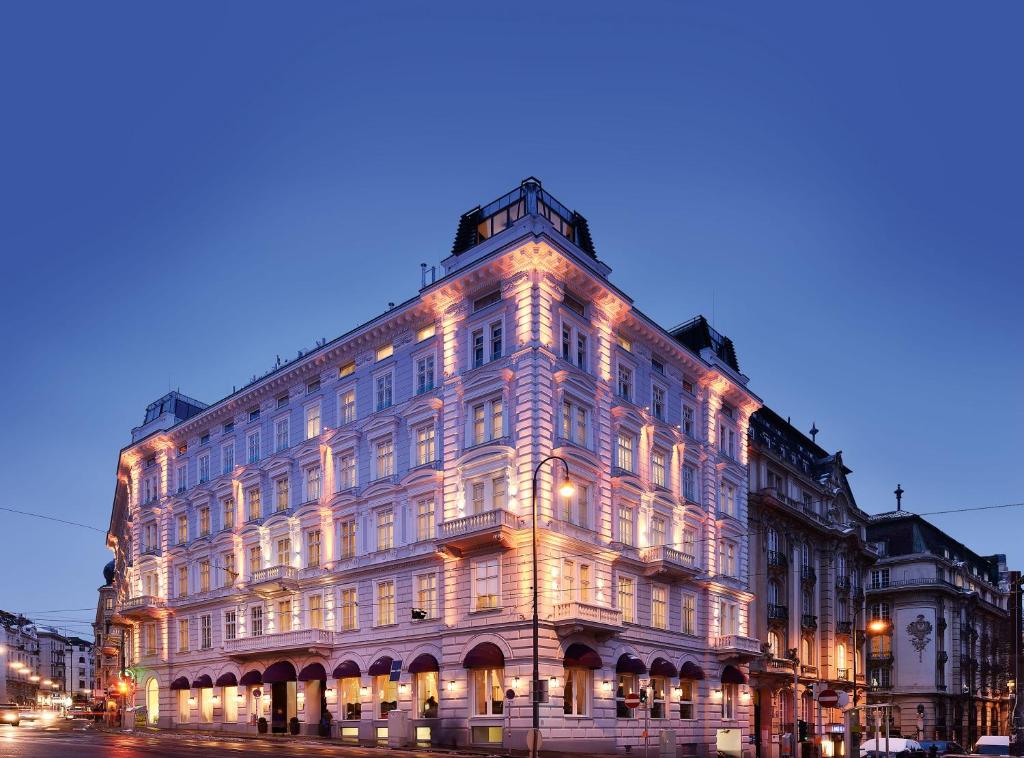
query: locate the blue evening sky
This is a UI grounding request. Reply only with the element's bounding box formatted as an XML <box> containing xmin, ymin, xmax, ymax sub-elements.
<box><xmin>1</xmin><ymin>1</ymin><xmax>1021</xmax><ymax>632</ymax></box>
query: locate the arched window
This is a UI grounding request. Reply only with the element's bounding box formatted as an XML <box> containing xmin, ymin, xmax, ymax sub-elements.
<box><xmin>802</xmin><ymin>590</ymin><xmax>812</xmax><ymax>613</ymax></box>
<box><xmin>768</xmin><ymin>630</ymin><xmax>783</xmax><ymax>657</ymax></box>
<box><xmin>800</xmin><ymin>543</ymin><xmax>810</xmax><ymax>568</ymax></box>
<box><xmin>801</xmin><ymin>637</ymin><xmax>814</xmax><ymax>665</ymax></box>
<box><xmin>836</xmin><ymin>643</ymin><xmax>847</xmax><ymax>669</ymax></box>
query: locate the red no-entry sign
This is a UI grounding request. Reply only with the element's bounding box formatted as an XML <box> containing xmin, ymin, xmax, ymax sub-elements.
<box><xmin>625</xmin><ymin>693</ymin><xmax>641</xmax><ymax>709</ymax></box>
<box><xmin>818</xmin><ymin>689</ymin><xmax>840</xmax><ymax>707</ymax></box>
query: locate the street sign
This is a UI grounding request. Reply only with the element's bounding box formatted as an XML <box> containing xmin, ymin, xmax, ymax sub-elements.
<box><xmin>625</xmin><ymin>693</ymin><xmax>641</xmax><ymax>709</ymax></box>
<box><xmin>818</xmin><ymin>689</ymin><xmax>840</xmax><ymax>707</ymax></box>
<box><xmin>252</xmin><ymin>689</ymin><xmax>262</xmax><ymax>699</ymax></box>
<box><xmin>389</xmin><ymin>659</ymin><xmax>403</xmax><ymax>683</ymax></box>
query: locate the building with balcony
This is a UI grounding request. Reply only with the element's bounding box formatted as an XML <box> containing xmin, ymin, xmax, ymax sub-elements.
<box><xmin>865</xmin><ymin>510</ymin><xmax>1013</xmax><ymax>746</ymax></box>
<box><xmin>104</xmin><ymin>178</ymin><xmax>763</xmax><ymax>755</ymax></box>
<box><xmin>746</xmin><ymin>408</ymin><xmax>876</xmax><ymax>758</ymax></box>
<box><xmin>0</xmin><ymin>611</ymin><xmax>41</xmax><ymax>705</ymax></box>
<box><xmin>92</xmin><ymin>560</ymin><xmax>123</xmax><ymax>707</ymax></box>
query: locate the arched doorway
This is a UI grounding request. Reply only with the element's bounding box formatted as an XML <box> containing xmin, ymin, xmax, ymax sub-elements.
<box><xmin>145</xmin><ymin>678</ymin><xmax>159</xmax><ymax>725</ymax></box>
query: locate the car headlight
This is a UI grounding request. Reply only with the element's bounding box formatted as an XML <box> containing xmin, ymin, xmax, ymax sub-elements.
<box><xmin>3</xmin><ymin>713</ymin><xmax>15</xmax><ymax>721</ymax></box>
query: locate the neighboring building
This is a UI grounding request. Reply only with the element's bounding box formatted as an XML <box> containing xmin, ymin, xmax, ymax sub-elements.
<box><xmin>0</xmin><ymin>611</ymin><xmax>41</xmax><ymax>704</ymax></box>
<box><xmin>865</xmin><ymin>510</ymin><xmax>1013</xmax><ymax>745</ymax></box>
<box><xmin>37</xmin><ymin>628</ymin><xmax>68</xmax><ymax>702</ymax></box>
<box><xmin>65</xmin><ymin>636</ymin><xmax>95</xmax><ymax>701</ymax></box>
<box><xmin>92</xmin><ymin>560</ymin><xmax>122</xmax><ymax>705</ymax></box>
<box><xmin>105</xmin><ymin>178</ymin><xmax>765</xmax><ymax>754</ymax></box>
<box><xmin>746</xmin><ymin>408</ymin><xmax>876</xmax><ymax>758</ymax></box>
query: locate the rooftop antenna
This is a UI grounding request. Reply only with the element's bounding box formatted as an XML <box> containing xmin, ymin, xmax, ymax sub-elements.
<box><xmin>894</xmin><ymin>483</ymin><xmax>904</xmax><ymax>511</ymax></box>
<box><xmin>809</xmin><ymin>422</ymin><xmax>819</xmax><ymax>442</ymax></box>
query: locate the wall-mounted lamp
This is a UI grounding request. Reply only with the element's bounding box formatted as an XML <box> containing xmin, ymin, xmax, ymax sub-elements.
<box><xmin>211</xmin><ymin>694</ymin><xmax>221</xmax><ymax>706</ymax></box>
<box><xmin>398</xmin><ymin>684</ymin><xmax>409</xmax><ymax>695</ymax></box>
<box><xmin>236</xmin><ymin>694</ymin><xmax>245</xmax><ymax>705</ymax></box>
<box><xmin>513</xmin><ymin>676</ymin><xmax>521</xmax><ymax>688</ymax></box>
<box><xmin>603</xmin><ymin>680</ymin><xmax>612</xmax><ymax>693</ymax></box>
<box><xmin>549</xmin><ymin>676</ymin><xmax>559</xmax><ymax>689</ymax></box>
<box><xmin>712</xmin><ymin>688</ymin><xmax>722</xmax><ymax>700</ymax></box>
<box><xmin>674</xmin><ymin>686</ymin><xmax>683</xmax><ymax>699</ymax></box>
<box><xmin>447</xmin><ymin>680</ymin><xmax>456</xmax><ymax>693</ymax></box>
<box><xmin>188</xmin><ymin>696</ymin><xmax>197</xmax><ymax>707</ymax></box>
<box><xmin>325</xmin><ymin>688</ymin><xmax>336</xmax><ymax>702</ymax></box>
<box><xmin>360</xmin><ymin>686</ymin><xmax>369</xmax><ymax>697</ymax></box>
<box><xmin>740</xmin><ymin>689</ymin><xmax>751</xmax><ymax>702</ymax></box>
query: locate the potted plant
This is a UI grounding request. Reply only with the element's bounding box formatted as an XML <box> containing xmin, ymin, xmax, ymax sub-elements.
<box><xmin>318</xmin><ymin>710</ymin><xmax>332</xmax><ymax>738</ymax></box>
<box><xmin>288</xmin><ymin>716</ymin><xmax>300</xmax><ymax>735</ymax></box>
<box><xmin>257</xmin><ymin>717</ymin><xmax>268</xmax><ymax>734</ymax></box>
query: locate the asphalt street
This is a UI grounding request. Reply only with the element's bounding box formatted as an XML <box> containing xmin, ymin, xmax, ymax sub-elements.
<box><xmin>0</xmin><ymin>721</ymin><xmax>509</xmax><ymax>758</ymax></box>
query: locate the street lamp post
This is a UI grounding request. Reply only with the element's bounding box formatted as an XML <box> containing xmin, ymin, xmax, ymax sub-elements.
<box><xmin>530</xmin><ymin>455</ymin><xmax>574</xmax><ymax>758</ymax></box>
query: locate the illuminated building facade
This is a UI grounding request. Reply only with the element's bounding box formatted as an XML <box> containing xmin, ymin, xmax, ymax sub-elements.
<box><xmin>0</xmin><ymin>611</ymin><xmax>41</xmax><ymax>704</ymax></box>
<box><xmin>865</xmin><ymin>512</ymin><xmax>1013</xmax><ymax>746</ymax></box>
<box><xmin>106</xmin><ymin>178</ymin><xmax>762</xmax><ymax>754</ymax></box>
<box><xmin>746</xmin><ymin>409</ymin><xmax>876</xmax><ymax>758</ymax></box>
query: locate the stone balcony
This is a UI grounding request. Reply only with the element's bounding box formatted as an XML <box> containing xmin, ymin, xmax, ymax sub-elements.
<box><xmin>224</xmin><ymin>627</ymin><xmax>334</xmax><ymax>659</ymax></box>
<box><xmin>552</xmin><ymin>601</ymin><xmax>623</xmax><ymax>639</ymax></box>
<box><xmin>712</xmin><ymin>634</ymin><xmax>762</xmax><ymax>661</ymax></box>
<box><xmin>120</xmin><ymin>595</ymin><xmax>168</xmax><ymax>620</ymax></box>
<box><xmin>248</xmin><ymin>565</ymin><xmax>299</xmax><ymax>597</ymax></box>
<box><xmin>437</xmin><ymin>508</ymin><xmax>521</xmax><ymax>553</ymax></box>
<box><xmin>639</xmin><ymin>546</ymin><xmax>700</xmax><ymax>580</ymax></box>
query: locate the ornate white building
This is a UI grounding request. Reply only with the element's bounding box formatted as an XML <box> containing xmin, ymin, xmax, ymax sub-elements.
<box><xmin>106</xmin><ymin>178</ymin><xmax>762</xmax><ymax>754</ymax></box>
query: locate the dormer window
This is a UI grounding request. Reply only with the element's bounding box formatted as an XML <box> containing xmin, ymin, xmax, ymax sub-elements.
<box><xmin>475</xmin><ymin>200</ymin><xmax>524</xmax><ymax>242</ymax></box>
<box><xmin>223</xmin><ymin>421</ymin><xmax>234</xmax><ymax>434</ymax></box>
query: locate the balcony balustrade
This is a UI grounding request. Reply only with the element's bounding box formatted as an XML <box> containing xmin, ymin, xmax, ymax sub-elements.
<box><xmin>712</xmin><ymin>634</ymin><xmax>762</xmax><ymax>660</ymax></box>
<box><xmin>248</xmin><ymin>565</ymin><xmax>299</xmax><ymax>597</ymax></box>
<box><xmin>800</xmin><ymin>664</ymin><xmax>818</xmax><ymax>676</ymax></box>
<box><xmin>837</xmin><ymin>668</ymin><xmax>851</xmax><ymax>681</ymax></box>
<box><xmin>120</xmin><ymin>595</ymin><xmax>167</xmax><ymax>620</ymax></box>
<box><xmin>639</xmin><ymin>545</ymin><xmax>700</xmax><ymax>580</ymax></box>
<box><xmin>767</xmin><ymin>550</ymin><xmax>788</xmax><ymax>570</ymax></box>
<box><xmin>801</xmin><ymin>565</ymin><xmax>817</xmax><ymax>583</ymax></box>
<box><xmin>768</xmin><ymin>604</ymin><xmax>789</xmax><ymax>622</ymax></box>
<box><xmin>551</xmin><ymin>601</ymin><xmax>623</xmax><ymax>638</ymax></box>
<box><xmin>224</xmin><ymin>627</ymin><xmax>334</xmax><ymax>658</ymax></box>
<box><xmin>836</xmin><ymin>621</ymin><xmax>854</xmax><ymax>636</ymax></box>
<box><xmin>438</xmin><ymin>508</ymin><xmax>521</xmax><ymax>553</ymax></box>
<box><xmin>801</xmin><ymin>614</ymin><xmax>818</xmax><ymax>630</ymax></box>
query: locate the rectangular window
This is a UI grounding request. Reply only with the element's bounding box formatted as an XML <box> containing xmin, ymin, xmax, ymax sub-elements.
<box><xmin>678</xmin><ymin>680</ymin><xmax>695</xmax><ymax>719</ymax></box>
<box><xmin>224</xmin><ymin>610</ymin><xmax>237</xmax><ymax>641</ymax></box>
<box><xmin>338</xmin><ymin>361</ymin><xmax>355</xmax><ymax>378</ymax></box>
<box><xmin>309</xmin><ymin>594</ymin><xmax>324</xmax><ymax>629</ymax></box>
<box><xmin>307</xmin><ymin>379</ymin><xmax>320</xmax><ymax>394</ymax></box>
<box><xmin>376</xmin><ymin>344</ymin><xmax>393</xmax><ymax>362</ymax></box>
<box><xmin>305</xmin><ymin>404</ymin><xmax>321</xmax><ymax>439</ymax></box>
<box><xmin>376</xmin><ymin>580</ymin><xmax>396</xmax><ymax>626</ymax></box>
<box><xmin>416</xmin><ymin>355</ymin><xmax>435</xmax><ymax>394</ymax></box>
<box><xmin>176</xmin><ymin>465</ymin><xmax>187</xmax><ymax>493</ymax></box>
<box><xmin>870</xmin><ymin>569</ymin><xmax>891</xmax><ymax>590</ymax></box>
<box><xmin>223</xmin><ymin>498</ymin><xmax>235</xmax><ymax>530</ymax></box>
<box><xmin>275</xmin><ymin>478</ymin><xmax>289</xmax><ymax>512</ymax></box>
<box><xmin>177</xmin><ymin>618</ymin><xmax>189</xmax><ymax>652</ymax></box>
<box><xmin>652</xmin><ymin>585</ymin><xmax>668</xmax><ymax>629</ymax></box>
<box><xmin>376</xmin><ymin>509</ymin><xmax>394</xmax><ymax>551</ymax></box>
<box><xmin>720</xmin><ymin>600</ymin><xmax>739</xmax><ymax>636</ymax></box>
<box><xmin>305</xmin><ymin>465</ymin><xmax>321</xmax><ymax>502</ymax></box>
<box><xmin>682</xmin><ymin>594</ymin><xmax>696</xmax><ymax>635</ymax></box>
<box><xmin>277</xmin><ymin>394</ymin><xmax>288</xmax><ymax>409</ymax></box>
<box><xmin>337</xmin><ymin>452</ymin><xmax>356</xmax><ymax>490</ymax></box>
<box><xmin>415</xmin><ymin>573</ymin><xmax>437</xmax><ymax>619</ymax></box>
<box><xmin>177</xmin><ymin>565</ymin><xmax>188</xmax><ymax>597</ymax></box>
<box><xmin>719</xmin><ymin>480</ymin><xmax>737</xmax><ymax>517</ymax></box>
<box><xmin>199</xmin><ymin>507</ymin><xmax>210</xmax><ymax>536</ymax></box>
<box><xmin>222</xmin><ymin>551</ymin><xmax>235</xmax><ymax>587</ymax></box>
<box><xmin>561</xmin><ymin>399</ymin><xmax>589</xmax><ymax>447</ymax></box>
<box><xmin>491</xmin><ymin>475</ymin><xmax>506</xmax><ymax>510</ymax></box>
<box><xmin>144</xmin><ymin>623</ymin><xmax>157</xmax><ymax>655</ymax></box>
<box><xmin>563</xmin><ymin>667</ymin><xmax>590</xmax><ymax>717</ymax></box>
<box><xmin>683</xmin><ymin>526</ymin><xmax>697</xmax><ymax>560</ymax></box>
<box><xmin>339</xmin><ymin>519</ymin><xmax>357</xmax><ymax>560</ymax></box>
<box><xmin>247</xmin><ymin>431</ymin><xmax>260</xmax><ymax>463</ymax></box>
<box><xmin>417</xmin><ymin>324</ymin><xmax>435</xmax><ymax>342</ymax></box>
<box><xmin>307</xmin><ymin>529</ymin><xmax>321</xmax><ymax>567</ymax></box>
<box><xmin>277</xmin><ymin>599</ymin><xmax>292</xmax><ymax>632</ymax></box>
<box><xmin>275</xmin><ymin>418</ymin><xmax>289</xmax><ymax>452</ymax></box>
<box><xmin>177</xmin><ymin>515</ymin><xmax>188</xmax><ymax>544</ymax></box>
<box><xmin>682</xmin><ymin>404</ymin><xmax>696</xmax><ymax>437</ymax></box>
<box><xmin>250</xmin><ymin>606</ymin><xmax>263</xmax><ymax>637</ymax></box>
<box><xmin>719</xmin><ymin>424</ymin><xmax>737</xmax><ymax>459</ymax></box>
<box><xmin>652</xmin><ymin>385</ymin><xmax>666</xmax><ymax>420</ymax></box>
<box><xmin>470</xmin><ymin>397</ymin><xmax>504</xmax><ymax>445</ymax></box>
<box><xmin>274</xmin><ymin>538</ymin><xmax>291</xmax><ymax>569</ymax></box>
<box><xmin>618</xmin><ymin>505</ymin><xmax>635</xmax><ymax>546</ymax></box>
<box><xmin>200</xmin><ymin>615</ymin><xmax>211</xmax><ymax>649</ymax></box>
<box><xmin>339</xmin><ymin>389</ymin><xmax>356</xmax><ymax>424</ymax></box>
<box><xmin>651</xmin><ymin>450</ymin><xmax>666</xmax><ymax>487</ymax></box>
<box><xmin>490</xmin><ymin>322</ymin><xmax>502</xmax><ymax>360</ymax></box>
<box><xmin>248</xmin><ymin>546</ymin><xmax>262</xmax><ymax>576</ymax></box>
<box><xmin>471</xmin><ymin>668</ymin><xmax>505</xmax><ymax>717</ymax></box>
<box><xmin>340</xmin><ymin>588</ymin><xmax>358</xmax><ymax>630</ymax></box>
<box><xmin>198</xmin><ymin>454</ymin><xmax>210</xmax><ymax>483</ymax></box>
<box><xmin>199</xmin><ymin>560</ymin><xmax>210</xmax><ymax>592</ymax></box>
<box><xmin>416</xmin><ymin>425</ymin><xmax>436</xmax><ymax>466</ymax></box>
<box><xmin>616</xmin><ymin>433</ymin><xmax>635</xmax><ymax>472</ymax></box>
<box><xmin>650</xmin><ymin>515</ymin><xmax>667</xmax><ymax>546</ymax></box>
<box><xmin>375</xmin><ymin>438</ymin><xmax>394</xmax><ymax>479</ymax></box>
<box><xmin>617</xmin><ymin>334</ymin><xmax>632</xmax><ymax>352</ymax></box>
<box><xmin>683</xmin><ymin>465</ymin><xmax>698</xmax><ymax>502</ymax></box>
<box><xmin>473</xmin><ymin>559</ymin><xmax>500</xmax><ymax>610</ymax></box>
<box><xmin>222</xmin><ymin>443</ymin><xmax>234</xmax><ymax>474</ymax></box>
<box><xmin>416</xmin><ymin>498</ymin><xmax>435</xmax><ymax>541</ymax></box>
<box><xmin>375</xmin><ymin>373</ymin><xmax>393</xmax><ymax>411</ymax></box>
<box><xmin>617</xmin><ymin>365</ymin><xmax>633</xmax><ymax>401</ymax></box>
<box><xmin>248</xmin><ymin>408</ymin><xmax>260</xmax><ymax>422</ymax></box>
<box><xmin>472</xmin><ymin>328</ymin><xmax>485</xmax><ymax>368</ymax></box>
<box><xmin>564</xmin><ymin>482</ymin><xmax>590</xmax><ymax>528</ymax></box>
<box><xmin>617</xmin><ymin>576</ymin><xmax>635</xmax><ymax>624</ymax></box>
<box><xmin>247</xmin><ymin>487</ymin><xmax>261</xmax><ymax>521</ymax></box>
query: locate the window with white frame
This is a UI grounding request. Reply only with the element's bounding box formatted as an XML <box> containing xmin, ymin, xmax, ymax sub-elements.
<box><xmin>339</xmin><ymin>388</ymin><xmax>356</xmax><ymax>425</ymax></box>
<box><xmin>616</xmin><ymin>673</ymin><xmax>638</xmax><ymax>718</ymax></box>
<box><xmin>336</xmin><ymin>451</ymin><xmax>356</xmax><ymax>491</ymax></box>
<box><xmin>200</xmin><ymin>614</ymin><xmax>212</xmax><ymax>649</ymax></box>
<box><xmin>650</xmin><ymin>515</ymin><xmax>667</xmax><ymax>546</ymax></box>
<box><xmin>199</xmin><ymin>506</ymin><xmax>210</xmax><ymax>536</ymax></box>
<box><xmin>374</xmin><ymin>438</ymin><xmax>394</xmax><ymax>479</ymax></box>
<box><xmin>222</xmin><ymin>443</ymin><xmax>234</xmax><ymax>474</ymax></box>
<box><xmin>719</xmin><ymin>479</ymin><xmax>737</xmax><ymax>517</ymax></box>
<box><xmin>678</xmin><ymin>679</ymin><xmax>696</xmax><ymax>719</ymax></box>
<box><xmin>222</xmin><ymin>498</ymin><xmax>235</xmax><ymax>529</ymax></box>
<box><xmin>651</xmin><ymin>675</ymin><xmax>668</xmax><ymax>719</ymax></box>
<box><xmin>277</xmin><ymin>599</ymin><xmax>293</xmax><ymax>632</ymax></box>
<box><xmin>682</xmin><ymin>525</ymin><xmax>697</xmax><ymax>560</ymax></box>
<box><xmin>308</xmin><ymin>593</ymin><xmax>324</xmax><ymax>629</ymax></box>
<box><xmin>339</xmin><ymin>587</ymin><xmax>358</xmax><ymax>630</ymax></box>
<box><xmin>471</xmin><ymin>666</ymin><xmax>504</xmax><ymax>716</ymax></box>
<box><xmin>375</xmin><ymin>373</ymin><xmax>393</xmax><ymax>412</ymax></box>
<box><xmin>469</xmin><ymin>396</ymin><xmax>503</xmax><ymax>445</ymax></box>
<box><xmin>376</xmin><ymin>509</ymin><xmax>394</xmax><ymax>551</ymax></box>
<box><xmin>177</xmin><ymin>618</ymin><xmax>189</xmax><ymax>651</ymax></box>
<box><xmin>472</xmin><ymin>558</ymin><xmax>500</xmax><ymax>610</ymax></box>
<box><xmin>198</xmin><ymin>454</ymin><xmax>210</xmax><ymax>483</ymax></box>
<box><xmin>276</xmin><ymin>538</ymin><xmax>291</xmax><ymax>568</ymax></box>
<box><xmin>616</xmin><ymin>432</ymin><xmax>635</xmax><ymax>472</ymax></box>
<box><xmin>470</xmin><ymin>320</ymin><xmax>503</xmax><ymax>368</ymax></box>
<box><xmin>415</xmin><ymin>424</ymin><xmax>436</xmax><ymax>466</ymax></box>
<box><xmin>682</xmin><ymin>404</ymin><xmax>696</xmax><ymax>438</ymax></box>
<box><xmin>718</xmin><ymin>421</ymin><xmax>737</xmax><ymax>459</ymax></box>
<box><xmin>651</xmin><ymin>449</ymin><xmax>666</xmax><ymax>487</ymax></box>
<box><xmin>652</xmin><ymin>584</ymin><xmax>668</xmax><ymax>629</ymax></box>
<box><xmin>562</xmin><ymin>481</ymin><xmax>590</xmax><ymax>529</ymax></box>
<box><xmin>617</xmin><ymin>575</ymin><xmax>635</xmax><ymax>623</ymax></box>
<box><xmin>870</xmin><ymin>569</ymin><xmax>890</xmax><ymax>589</ymax></box>
<box><xmin>416</xmin><ymin>498</ymin><xmax>435</xmax><ymax>541</ymax></box>
<box><xmin>617</xmin><ymin>504</ymin><xmax>635</xmax><ymax>545</ymax></box>
<box><xmin>682</xmin><ymin>593</ymin><xmax>696</xmax><ymax>635</ymax></box>
<box><xmin>275</xmin><ymin>477</ymin><xmax>289</xmax><ymax>512</ymax></box>
<box><xmin>247</xmin><ymin>431</ymin><xmax>260</xmax><ymax>463</ymax></box>
<box><xmin>417</xmin><ymin>324</ymin><xmax>435</xmax><ymax>342</ymax></box>
<box><xmin>652</xmin><ymin>384</ymin><xmax>666</xmax><ymax>421</ymax></box>
<box><xmin>683</xmin><ymin>464</ymin><xmax>698</xmax><ymax>502</ymax></box>
<box><xmin>306</xmin><ymin>529</ymin><xmax>321</xmax><ymax>567</ymax></box>
<box><xmin>415</xmin><ymin>573</ymin><xmax>437</xmax><ymax>619</ymax></box>
<box><xmin>248</xmin><ymin>546</ymin><xmax>262</xmax><ymax>576</ymax></box>
<box><xmin>250</xmin><ymin>605</ymin><xmax>263</xmax><ymax>637</ymax></box>
<box><xmin>176</xmin><ymin>514</ymin><xmax>187</xmax><ymax>544</ymax></box>
<box><xmin>247</xmin><ymin>487</ymin><xmax>261</xmax><ymax>520</ymax></box>
<box><xmin>376</xmin><ymin>580</ymin><xmax>395</xmax><ymax>626</ymax></box>
<box><xmin>719</xmin><ymin>599</ymin><xmax>739</xmax><ymax>636</ymax></box>
<box><xmin>222</xmin><ymin>551</ymin><xmax>235</xmax><ymax>587</ymax></box>
<box><xmin>721</xmin><ymin>682</ymin><xmax>737</xmax><ymax>719</ymax></box>
<box><xmin>176</xmin><ymin>465</ymin><xmax>187</xmax><ymax>493</ymax></box>
<box><xmin>563</xmin><ymin>666</ymin><xmax>590</xmax><ymax>717</ymax></box>
<box><xmin>305</xmin><ymin>465</ymin><xmax>321</xmax><ymax>502</ymax></box>
<box><xmin>560</xmin><ymin>559</ymin><xmax>593</xmax><ymax>602</ymax></box>
<box><xmin>338</xmin><ymin>519</ymin><xmax>356</xmax><ymax>560</ymax></box>
<box><xmin>305</xmin><ymin>403</ymin><xmax>321</xmax><ymax>439</ymax></box>
<box><xmin>617</xmin><ymin>364</ymin><xmax>633</xmax><ymax>401</ymax></box>
<box><xmin>560</xmin><ymin>398</ymin><xmax>590</xmax><ymax>447</ymax></box>
<box><xmin>177</xmin><ymin>565</ymin><xmax>188</xmax><ymax>597</ymax></box>
<box><xmin>718</xmin><ymin>539</ymin><xmax>737</xmax><ymax>577</ymax></box>
<box><xmin>275</xmin><ymin>418</ymin><xmax>289</xmax><ymax>452</ymax></box>
<box><xmin>560</xmin><ymin>321</ymin><xmax>588</xmax><ymax>370</ymax></box>
<box><xmin>224</xmin><ymin>610</ymin><xmax>236</xmax><ymax>641</ymax></box>
<box><xmin>415</xmin><ymin>354</ymin><xmax>435</xmax><ymax>394</ymax></box>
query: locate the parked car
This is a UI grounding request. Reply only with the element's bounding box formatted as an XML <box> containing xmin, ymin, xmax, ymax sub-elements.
<box><xmin>0</xmin><ymin>704</ymin><xmax>20</xmax><ymax>727</ymax></box>
<box><xmin>970</xmin><ymin>736</ymin><xmax>1010</xmax><ymax>757</ymax></box>
<box><xmin>860</xmin><ymin>737</ymin><xmax>924</xmax><ymax>758</ymax></box>
<box><xmin>919</xmin><ymin>740</ymin><xmax>966</xmax><ymax>755</ymax></box>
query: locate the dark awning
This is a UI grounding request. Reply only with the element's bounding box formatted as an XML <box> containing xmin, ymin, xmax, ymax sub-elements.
<box><xmin>721</xmin><ymin>664</ymin><xmax>748</xmax><ymax>684</ymax></box>
<box><xmin>616</xmin><ymin>653</ymin><xmax>647</xmax><ymax>675</ymax></box>
<box><xmin>192</xmin><ymin>674</ymin><xmax>213</xmax><ymax>689</ymax></box>
<box><xmin>368</xmin><ymin>656</ymin><xmax>393</xmax><ymax>677</ymax></box>
<box><xmin>408</xmin><ymin>654</ymin><xmax>440</xmax><ymax>674</ymax></box>
<box><xmin>333</xmin><ymin>660</ymin><xmax>361</xmax><ymax>679</ymax></box>
<box><xmin>170</xmin><ymin>676</ymin><xmax>190</xmax><ymax>690</ymax></box>
<box><xmin>563</xmin><ymin>643</ymin><xmax>602</xmax><ymax>670</ymax></box>
<box><xmin>463</xmin><ymin>642</ymin><xmax>505</xmax><ymax>669</ymax></box>
<box><xmin>650</xmin><ymin>657</ymin><xmax>678</xmax><ymax>678</ymax></box>
<box><xmin>680</xmin><ymin>661</ymin><xmax>705</xmax><ymax>680</ymax></box>
<box><xmin>263</xmin><ymin>661</ymin><xmax>297</xmax><ymax>683</ymax></box>
<box><xmin>239</xmin><ymin>670</ymin><xmax>263</xmax><ymax>686</ymax></box>
<box><xmin>215</xmin><ymin>672</ymin><xmax>237</xmax><ymax>687</ymax></box>
<box><xmin>298</xmin><ymin>663</ymin><xmax>327</xmax><ymax>682</ymax></box>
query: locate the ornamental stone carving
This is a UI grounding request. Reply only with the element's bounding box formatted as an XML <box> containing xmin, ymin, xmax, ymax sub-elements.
<box><xmin>907</xmin><ymin>614</ymin><xmax>933</xmax><ymax>661</ymax></box>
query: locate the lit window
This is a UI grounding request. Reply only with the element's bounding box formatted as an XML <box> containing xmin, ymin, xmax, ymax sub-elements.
<box><xmin>338</xmin><ymin>519</ymin><xmax>356</xmax><ymax>560</ymax></box>
<box><xmin>276</xmin><ymin>538</ymin><xmax>291</xmax><ymax>568</ymax></box>
<box><xmin>221</xmin><ymin>443</ymin><xmax>234</xmax><ymax>474</ymax></box>
<box><xmin>375</xmin><ymin>438</ymin><xmax>394</xmax><ymax>479</ymax></box>
<box><xmin>415</xmin><ymin>573</ymin><xmax>437</xmax><ymax>619</ymax></box>
<box><xmin>650</xmin><ymin>515</ymin><xmax>666</xmax><ymax>546</ymax></box>
<box><xmin>305</xmin><ymin>465</ymin><xmax>321</xmax><ymax>502</ymax></box>
<box><xmin>470</xmin><ymin>397</ymin><xmax>503</xmax><ymax>445</ymax></box>
<box><xmin>416</xmin><ymin>498</ymin><xmax>435</xmax><ymax>541</ymax></box>
<box><xmin>416</xmin><ymin>425</ymin><xmax>436</xmax><ymax>466</ymax></box>
<box><xmin>473</xmin><ymin>559</ymin><xmax>500</xmax><ymax>610</ymax></box>
<box><xmin>618</xmin><ymin>505</ymin><xmax>635</xmax><ymax>546</ymax></box>
<box><xmin>416</xmin><ymin>324</ymin><xmax>435</xmax><ymax>342</ymax></box>
<box><xmin>471</xmin><ymin>667</ymin><xmax>504</xmax><ymax>716</ymax></box>
<box><xmin>306</xmin><ymin>529</ymin><xmax>321</xmax><ymax>567</ymax></box>
<box><xmin>617</xmin><ymin>365</ymin><xmax>633</xmax><ymax>401</ymax></box>
<box><xmin>340</xmin><ymin>587</ymin><xmax>358</xmax><ymax>630</ymax></box>
<box><xmin>277</xmin><ymin>599</ymin><xmax>292</xmax><ymax>632</ymax></box>
<box><xmin>617</xmin><ymin>576</ymin><xmax>635</xmax><ymax>623</ymax></box>
<box><xmin>222</xmin><ymin>498</ymin><xmax>235</xmax><ymax>529</ymax></box>
<box><xmin>651</xmin><ymin>450</ymin><xmax>666</xmax><ymax>487</ymax></box>
<box><xmin>275</xmin><ymin>418</ymin><xmax>289</xmax><ymax>452</ymax></box>
<box><xmin>683</xmin><ymin>465</ymin><xmax>698</xmax><ymax>502</ymax></box>
<box><xmin>376</xmin><ymin>344</ymin><xmax>393</xmax><ymax>362</ymax></box>
<box><xmin>682</xmin><ymin>594</ymin><xmax>696</xmax><ymax>635</ymax></box>
<box><xmin>652</xmin><ymin>585</ymin><xmax>668</xmax><ymax>629</ymax></box>
<box><xmin>682</xmin><ymin>405</ymin><xmax>696</xmax><ymax>437</ymax></box>
<box><xmin>275</xmin><ymin>478</ymin><xmax>289</xmax><ymax>512</ymax></box>
<box><xmin>376</xmin><ymin>509</ymin><xmax>394</xmax><ymax>551</ymax></box>
<box><xmin>376</xmin><ymin>580</ymin><xmax>396</xmax><ymax>626</ymax></box>
<box><xmin>247</xmin><ymin>431</ymin><xmax>260</xmax><ymax>463</ymax></box>
<box><xmin>309</xmin><ymin>594</ymin><xmax>323</xmax><ymax>629</ymax></box>
<box><xmin>338</xmin><ymin>361</ymin><xmax>355</xmax><ymax>378</ymax></box>
<box><xmin>563</xmin><ymin>667</ymin><xmax>590</xmax><ymax>717</ymax></box>
<box><xmin>561</xmin><ymin>399</ymin><xmax>589</xmax><ymax>447</ymax></box>
<box><xmin>247</xmin><ymin>487</ymin><xmax>261</xmax><ymax>521</ymax></box>
<box><xmin>250</xmin><ymin>606</ymin><xmax>263</xmax><ymax>637</ymax></box>
<box><xmin>616</xmin><ymin>433</ymin><xmax>635</xmax><ymax>472</ymax></box>
<box><xmin>336</xmin><ymin>452</ymin><xmax>356</xmax><ymax>491</ymax></box>
<box><xmin>678</xmin><ymin>680</ymin><xmax>696</xmax><ymax>719</ymax></box>
<box><xmin>339</xmin><ymin>389</ymin><xmax>356</xmax><ymax>424</ymax></box>
<box><xmin>305</xmin><ymin>404</ymin><xmax>321</xmax><ymax>439</ymax></box>
<box><xmin>416</xmin><ymin>355</ymin><xmax>435</xmax><ymax>394</ymax></box>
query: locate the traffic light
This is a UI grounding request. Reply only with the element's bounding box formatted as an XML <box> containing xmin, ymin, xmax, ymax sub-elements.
<box><xmin>798</xmin><ymin>720</ymin><xmax>808</xmax><ymax>742</ymax></box>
